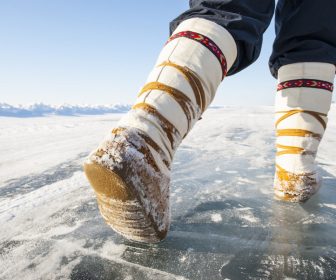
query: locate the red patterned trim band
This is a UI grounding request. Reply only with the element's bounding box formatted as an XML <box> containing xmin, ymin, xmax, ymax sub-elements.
<box><xmin>277</xmin><ymin>79</ymin><xmax>334</xmax><ymax>92</ymax></box>
<box><xmin>166</xmin><ymin>31</ymin><xmax>227</xmax><ymax>80</ymax></box>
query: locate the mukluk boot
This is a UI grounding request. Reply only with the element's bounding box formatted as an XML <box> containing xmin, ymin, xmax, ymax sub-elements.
<box><xmin>84</xmin><ymin>18</ymin><xmax>237</xmax><ymax>243</ymax></box>
<box><xmin>274</xmin><ymin>62</ymin><xmax>335</xmax><ymax>202</ymax></box>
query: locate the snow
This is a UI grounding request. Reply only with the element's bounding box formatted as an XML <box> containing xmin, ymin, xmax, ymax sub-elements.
<box><xmin>1</xmin><ymin>105</ymin><xmax>336</xmax><ymax>279</ymax></box>
<box><xmin>211</xmin><ymin>213</ymin><xmax>223</xmax><ymax>223</ymax></box>
<box><xmin>323</xmin><ymin>203</ymin><xmax>336</xmax><ymax>210</ymax></box>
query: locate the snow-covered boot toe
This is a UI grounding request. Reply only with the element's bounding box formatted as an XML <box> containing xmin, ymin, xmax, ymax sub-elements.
<box><xmin>84</xmin><ymin>127</ymin><xmax>170</xmax><ymax>243</ymax></box>
<box><xmin>274</xmin><ymin>170</ymin><xmax>321</xmax><ymax>202</ymax></box>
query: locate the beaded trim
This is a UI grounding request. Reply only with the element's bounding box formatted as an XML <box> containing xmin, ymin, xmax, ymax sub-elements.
<box><xmin>277</xmin><ymin>79</ymin><xmax>333</xmax><ymax>92</ymax></box>
<box><xmin>166</xmin><ymin>31</ymin><xmax>227</xmax><ymax>80</ymax></box>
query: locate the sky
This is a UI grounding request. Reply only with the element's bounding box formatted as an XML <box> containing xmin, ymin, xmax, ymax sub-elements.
<box><xmin>0</xmin><ymin>0</ymin><xmax>278</xmax><ymax>106</ymax></box>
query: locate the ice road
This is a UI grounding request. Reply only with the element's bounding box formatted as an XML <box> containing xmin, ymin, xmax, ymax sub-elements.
<box><xmin>1</xmin><ymin>106</ymin><xmax>336</xmax><ymax>279</ymax></box>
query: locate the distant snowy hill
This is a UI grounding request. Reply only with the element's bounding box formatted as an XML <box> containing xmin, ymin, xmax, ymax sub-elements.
<box><xmin>1</xmin><ymin>102</ymin><xmax>334</xmax><ymax>117</ymax></box>
<box><xmin>0</xmin><ymin>103</ymin><xmax>131</xmax><ymax>117</ymax></box>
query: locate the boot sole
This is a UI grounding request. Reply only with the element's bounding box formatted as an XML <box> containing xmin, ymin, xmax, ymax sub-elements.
<box><xmin>84</xmin><ymin>161</ymin><xmax>166</xmax><ymax>243</ymax></box>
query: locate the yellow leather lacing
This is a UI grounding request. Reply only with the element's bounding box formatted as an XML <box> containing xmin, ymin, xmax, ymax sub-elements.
<box><xmin>132</xmin><ymin>102</ymin><xmax>180</xmax><ymax>153</ymax></box>
<box><xmin>134</xmin><ymin>60</ymin><xmax>206</xmax><ymax>140</ymax></box>
<box><xmin>275</xmin><ymin>109</ymin><xmax>327</xmax><ymax>130</ymax></box>
<box><xmin>275</xmin><ymin>109</ymin><xmax>326</xmax><ymax>178</ymax></box>
<box><xmin>130</xmin><ymin>61</ymin><xmax>206</xmax><ymax>163</ymax></box>
<box><xmin>158</xmin><ymin>61</ymin><xmax>207</xmax><ymax>114</ymax></box>
<box><xmin>138</xmin><ymin>81</ymin><xmax>195</xmax><ymax>136</ymax></box>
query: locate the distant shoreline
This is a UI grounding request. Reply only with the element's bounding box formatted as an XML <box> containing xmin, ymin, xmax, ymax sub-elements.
<box><xmin>0</xmin><ymin>103</ymin><xmax>131</xmax><ymax>117</ymax></box>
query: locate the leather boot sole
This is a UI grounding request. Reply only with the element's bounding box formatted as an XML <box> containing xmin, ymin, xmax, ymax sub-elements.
<box><xmin>84</xmin><ymin>161</ymin><xmax>168</xmax><ymax>243</ymax></box>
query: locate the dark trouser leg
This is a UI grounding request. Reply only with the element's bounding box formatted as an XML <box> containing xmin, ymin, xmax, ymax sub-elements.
<box><xmin>269</xmin><ymin>0</ymin><xmax>336</xmax><ymax>78</ymax></box>
<box><xmin>170</xmin><ymin>0</ymin><xmax>275</xmax><ymax>76</ymax></box>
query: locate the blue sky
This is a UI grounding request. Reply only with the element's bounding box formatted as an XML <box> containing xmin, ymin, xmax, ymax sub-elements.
<box><xmin>0</xmin><ymin>1</ymin><xmax>278</xmax><ymax>106</ymax></box>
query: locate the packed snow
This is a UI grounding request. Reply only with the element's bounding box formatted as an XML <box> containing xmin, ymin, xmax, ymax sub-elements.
<box><xmin>1</xmin><ymin>106</ymin><xmax>336</xmax><ymax>279</ymax></box>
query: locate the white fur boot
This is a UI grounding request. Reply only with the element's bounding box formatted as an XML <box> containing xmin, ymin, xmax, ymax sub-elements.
<box><xmin>84</xmin><ymin>18</ymin><xmax>237</xmax><ymax>242</ymax></box>
<box><xmin>274</xmin><ymin>62</ymin><xmax>335</xmax><ymax>202</ymax></box>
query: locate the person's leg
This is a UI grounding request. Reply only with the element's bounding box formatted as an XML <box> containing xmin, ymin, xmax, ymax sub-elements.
<box><xmin>85</xmin><ymin>18</ymin><xmax>237</xmax><ymax>243</ymax></box>
<box><xmin>84</xmin><ymin>1</ymin><xmax>274</xmax><ymax>243</ymax></box>
<box><xmin>270</xmin><ymin>0</ymin><xmax>336</xmax><ymax>202</ymax></box>
<box><xmin>171</xmin><ymin>0</ymin><xmax>275</xmax><ymax>76</ymax></box>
